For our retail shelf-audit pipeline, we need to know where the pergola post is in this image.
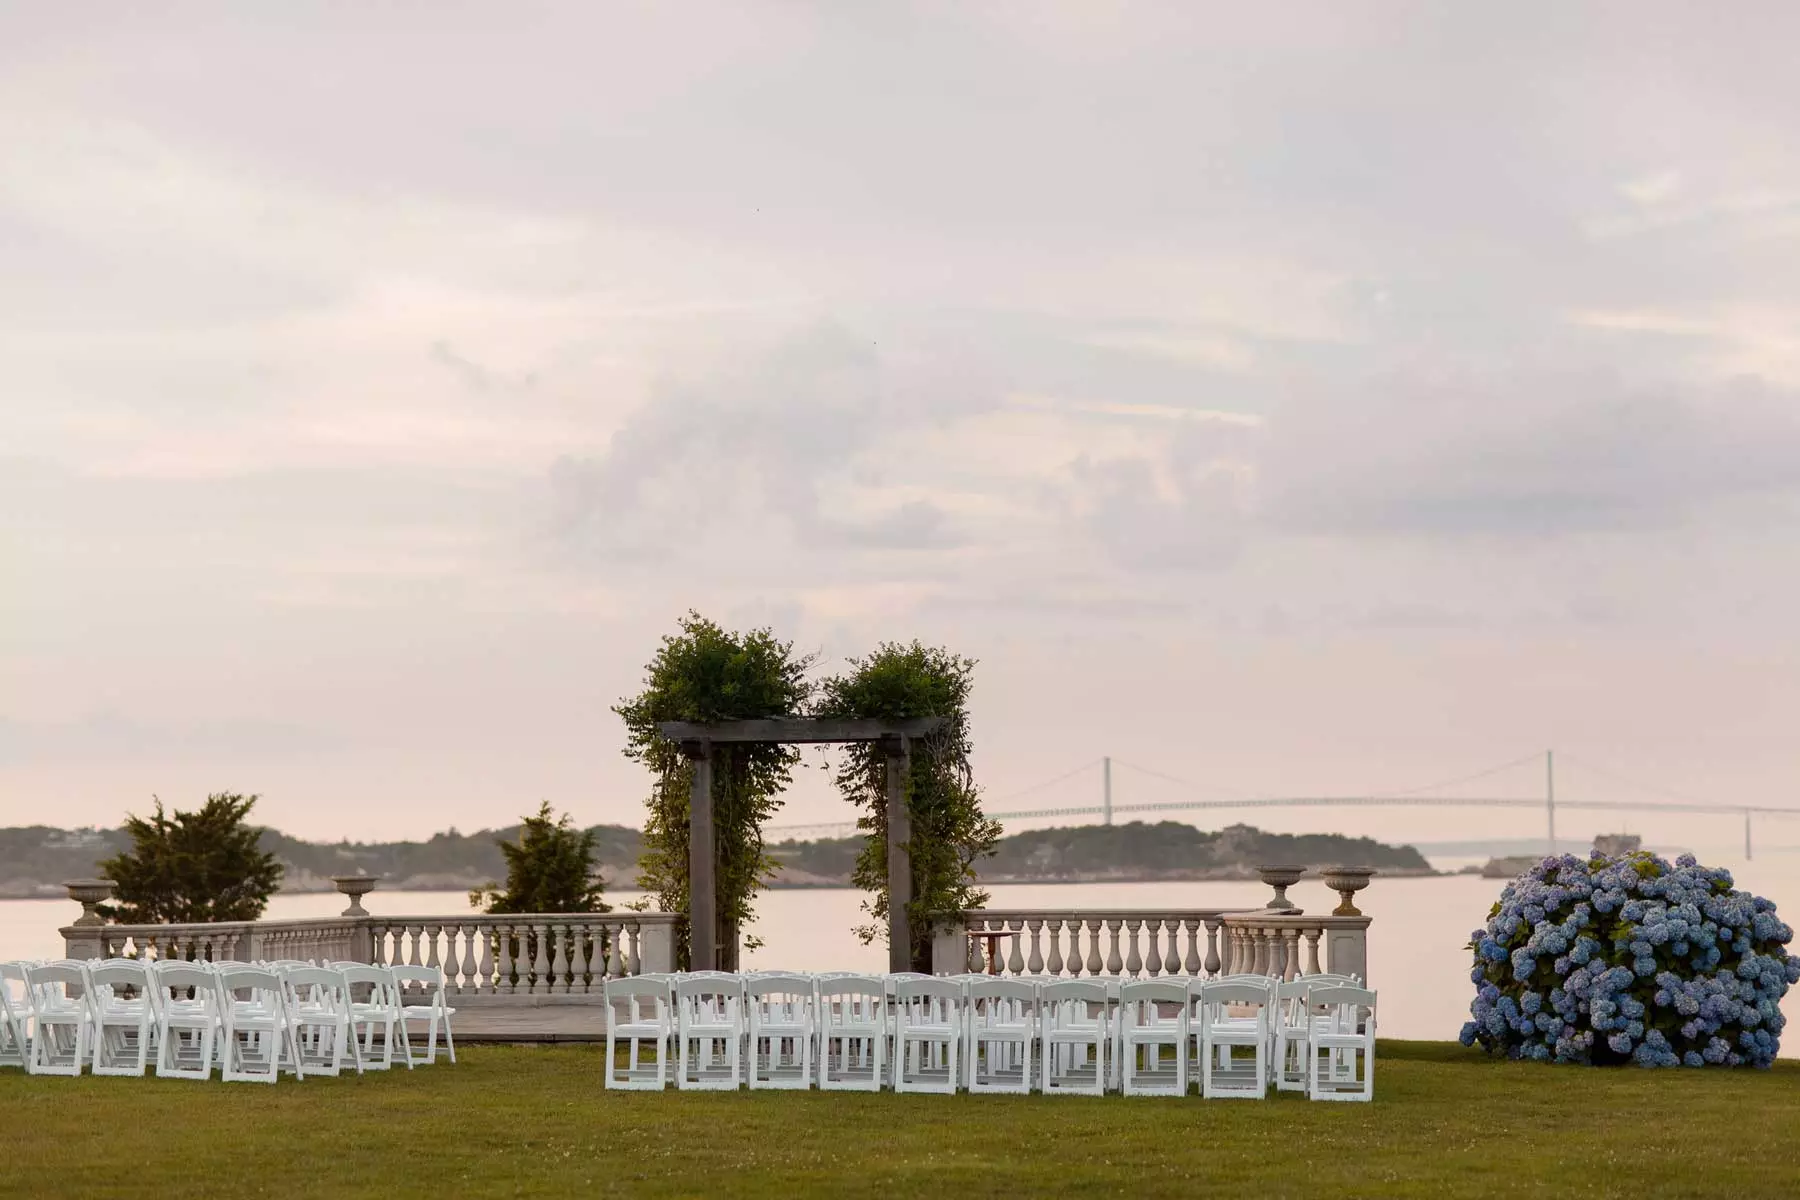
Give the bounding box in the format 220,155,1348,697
681,740,716,971
884,735,912,973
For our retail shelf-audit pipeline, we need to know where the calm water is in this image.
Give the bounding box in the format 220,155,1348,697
7,863,1796,1056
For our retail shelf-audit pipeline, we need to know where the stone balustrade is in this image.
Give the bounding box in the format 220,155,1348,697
71,917,366,967
367,913,680,1004
59,882,681,1007
934,908,1371,982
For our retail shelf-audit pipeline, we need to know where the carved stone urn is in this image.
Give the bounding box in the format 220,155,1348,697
63,878,116,926
331,874,378,917
1257,864,1305,912
1321,866,1377,916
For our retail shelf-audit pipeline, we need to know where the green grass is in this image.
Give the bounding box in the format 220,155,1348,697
2,1042,1796,1198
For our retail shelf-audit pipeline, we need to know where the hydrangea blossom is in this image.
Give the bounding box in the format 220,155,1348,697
1460,850,1797,1068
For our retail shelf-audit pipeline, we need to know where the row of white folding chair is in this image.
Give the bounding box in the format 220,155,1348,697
0,958,455,1079
604,971,1373,1098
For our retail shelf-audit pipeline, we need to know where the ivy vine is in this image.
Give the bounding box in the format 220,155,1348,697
815,641,1001,969
614,612,814,967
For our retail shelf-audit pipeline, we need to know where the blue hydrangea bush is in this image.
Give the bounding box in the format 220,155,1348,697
1460,850,1798,1067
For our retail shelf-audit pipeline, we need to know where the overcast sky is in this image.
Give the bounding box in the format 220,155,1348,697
5,3,1800,852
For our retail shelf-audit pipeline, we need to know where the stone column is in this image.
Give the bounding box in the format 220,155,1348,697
61,879,115,962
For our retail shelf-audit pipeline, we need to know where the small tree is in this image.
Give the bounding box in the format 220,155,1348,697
470,803,609,914
98,793,284,923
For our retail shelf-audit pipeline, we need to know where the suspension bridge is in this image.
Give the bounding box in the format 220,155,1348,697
764,750,1800,859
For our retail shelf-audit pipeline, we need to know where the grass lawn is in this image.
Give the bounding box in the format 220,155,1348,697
2,1041,1796,1198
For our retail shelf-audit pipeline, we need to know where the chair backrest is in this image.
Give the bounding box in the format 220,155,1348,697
24,963,86,992
966,977,1036,1003
1039,979,1110,1004
1119,979,1188,1005
674,974,742,1001
87,961,151,991
157,963,219,1000
283,966,348,996
893,976,963,1002
815,975,884,1000
390,965,445,990
744,974,813,999
1307,985,1376,1016
1199,980,1272,1007
605,977,674,1002
216,966,282,997
338,964,394,987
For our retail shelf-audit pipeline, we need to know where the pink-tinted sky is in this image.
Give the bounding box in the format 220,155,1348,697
5,4,1800,855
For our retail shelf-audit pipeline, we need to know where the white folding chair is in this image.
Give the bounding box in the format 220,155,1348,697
335,965,402,1071
746,973,814,1090
815,976,885,1091
674,974,743,1090
1119,978,1189,1097
892,977,962,1094
216,966,296,1083
604,976,674,1090
86,961,154,1077
153,963,221,1080
283,967,357,1077
1273,973,1362,1091
1040,979,1116,1096
392,965,457,1066
964,977,1036,1094
1306,985,1376,1102
1197,979,1270,1099
0,962,31,1070
23,963,89,1076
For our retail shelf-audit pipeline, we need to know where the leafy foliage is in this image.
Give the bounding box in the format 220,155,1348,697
469,803,610,914
97,793,283,923
615,612,814,965
1461,850,1798,1067
814,641,1000,968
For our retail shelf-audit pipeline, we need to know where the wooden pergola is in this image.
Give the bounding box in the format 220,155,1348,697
657,716,947,973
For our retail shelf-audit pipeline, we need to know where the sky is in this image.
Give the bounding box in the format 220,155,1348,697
5,3,1800,853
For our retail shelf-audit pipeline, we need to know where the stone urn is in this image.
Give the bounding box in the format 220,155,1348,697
1257,865,1305,912
331,874,379,917
63,878,116,926
1321,866,1377,916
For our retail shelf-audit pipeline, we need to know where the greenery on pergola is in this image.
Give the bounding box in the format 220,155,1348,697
615,612,998,970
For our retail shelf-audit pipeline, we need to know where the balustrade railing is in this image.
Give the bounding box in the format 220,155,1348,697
85,918,364,966
937,908,1371,983
368,913,680,1001
61,906,681,1005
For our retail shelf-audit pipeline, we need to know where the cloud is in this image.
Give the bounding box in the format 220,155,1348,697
1257,371,1800,537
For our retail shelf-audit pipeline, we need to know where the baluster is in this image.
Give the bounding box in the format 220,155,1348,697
532,923,551,995
474,923,494,994
1104,919,1124,975
424,924,442,992
1084,919,1104,976
1281,929,1300,981
1144,919,1162,977
569,922,590,992
1045,919,1065,976
461,924,480,992
1004,920,1026,975
1163,918,1182,976
497,924,516,993
546,924,567,994
1025,918,1045,974
1304,926,1323,975
620,922,638,977
1124,919,1144,976
437,925,459,993
407,924,423,969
